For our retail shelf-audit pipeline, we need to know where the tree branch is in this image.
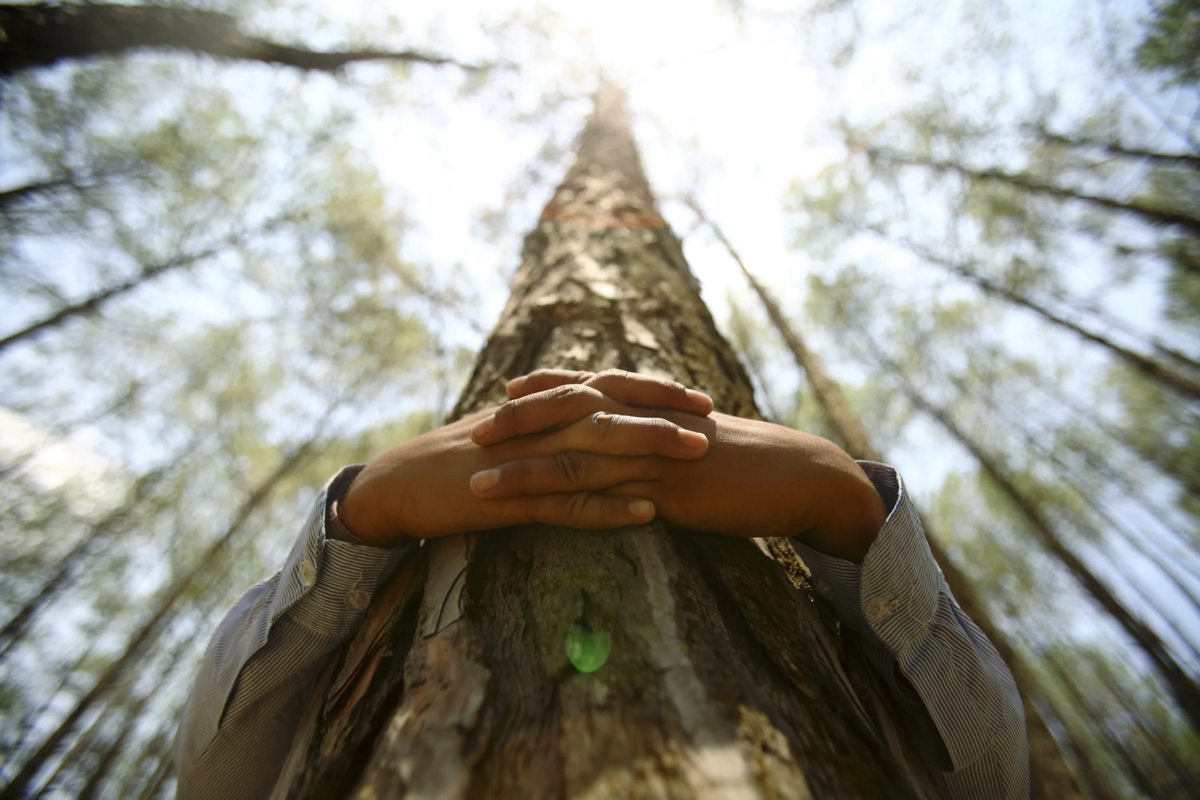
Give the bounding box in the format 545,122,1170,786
871,146,1200,238
0,4,488,76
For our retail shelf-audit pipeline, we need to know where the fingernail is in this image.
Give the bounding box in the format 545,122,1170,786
686,389,714,411
678,429,708,449
471,469,500,493
629,499,655,519
472,415,494,439
506,377,526,396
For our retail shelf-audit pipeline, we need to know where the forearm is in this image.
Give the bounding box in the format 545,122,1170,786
793,463,1029,799
175,467,413,800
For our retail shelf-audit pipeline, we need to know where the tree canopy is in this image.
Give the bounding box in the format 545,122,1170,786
0,1,1197,798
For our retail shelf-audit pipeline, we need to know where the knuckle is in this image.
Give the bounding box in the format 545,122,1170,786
600,497,621,528
564,491,590,523
591,411,618,439
641,416,676,441
554,452,587,489
550,384,585,413
509,458,533,485
494,397,519,425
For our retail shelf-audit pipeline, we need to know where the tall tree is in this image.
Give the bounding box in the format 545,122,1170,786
269,85,941,800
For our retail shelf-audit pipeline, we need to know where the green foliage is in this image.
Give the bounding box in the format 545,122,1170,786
0,7,469,792
1136,0,1200,85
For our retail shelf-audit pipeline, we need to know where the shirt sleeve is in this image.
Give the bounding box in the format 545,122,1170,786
174,465,416,800
791,462,1029,800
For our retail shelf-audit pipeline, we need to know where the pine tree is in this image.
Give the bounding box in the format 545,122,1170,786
270,84,942,800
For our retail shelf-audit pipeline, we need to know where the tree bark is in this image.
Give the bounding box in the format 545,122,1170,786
686,201,1083,800
270,85,941,800
0,4,483,77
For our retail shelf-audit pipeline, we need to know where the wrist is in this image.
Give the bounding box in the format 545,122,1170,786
799,459,887,564
339,471,408,548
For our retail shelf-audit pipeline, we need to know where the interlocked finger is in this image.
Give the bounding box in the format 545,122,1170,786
582,370,713,416
507,370,595,398
511,491,656,529
542,412,708,459
473,383,620,445
470,452,660,498
481,370,714,446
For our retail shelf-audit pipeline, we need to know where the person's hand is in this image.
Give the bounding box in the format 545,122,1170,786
338,372,715,547
471,370,888,562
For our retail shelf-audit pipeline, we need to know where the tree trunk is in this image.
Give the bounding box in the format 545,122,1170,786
685,201,1083,800
270,85,941,800
0,3,481,77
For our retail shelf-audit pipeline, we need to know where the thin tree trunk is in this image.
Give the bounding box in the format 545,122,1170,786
71,631,195,800
864,344,1200,733
0,177,75,211
0,225,269,354
871,147,1200,239
930,366,1200,615
1028,125,1200,171
29,689,126,800
1042,653,1199,800
0,465,171,657
270,84,941,800
881,232,1200,401
136,758,174,800
687,199,1086,800
36,579,231,800
0,4,484,76
0,437,321,800
1022,668,1125,800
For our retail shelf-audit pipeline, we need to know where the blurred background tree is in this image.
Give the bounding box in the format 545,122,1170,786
0,0,1196,798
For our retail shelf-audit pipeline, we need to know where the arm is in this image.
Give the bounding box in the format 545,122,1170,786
175,466,413,800
793,463,1029,799
482,370,1030,799
176,384,716,799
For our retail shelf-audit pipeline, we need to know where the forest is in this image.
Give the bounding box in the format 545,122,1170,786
0,0,1198,798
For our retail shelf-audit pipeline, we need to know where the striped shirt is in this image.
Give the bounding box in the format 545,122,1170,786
174,463,1028,799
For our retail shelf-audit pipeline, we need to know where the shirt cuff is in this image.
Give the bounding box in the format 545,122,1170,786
790,462,939,656
267,464,415,638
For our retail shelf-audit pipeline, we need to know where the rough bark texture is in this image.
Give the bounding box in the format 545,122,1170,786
691,206,1080,800
0,3,479,76
270,85,940,800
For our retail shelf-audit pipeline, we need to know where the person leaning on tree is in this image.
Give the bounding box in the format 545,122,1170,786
174,369,1029,800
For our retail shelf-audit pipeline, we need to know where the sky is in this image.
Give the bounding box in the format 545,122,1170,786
2,4,1199,793
307,0,1200,657
2,0,1196,692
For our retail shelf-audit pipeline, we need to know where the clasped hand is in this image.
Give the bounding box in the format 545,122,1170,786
340,370,887,562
